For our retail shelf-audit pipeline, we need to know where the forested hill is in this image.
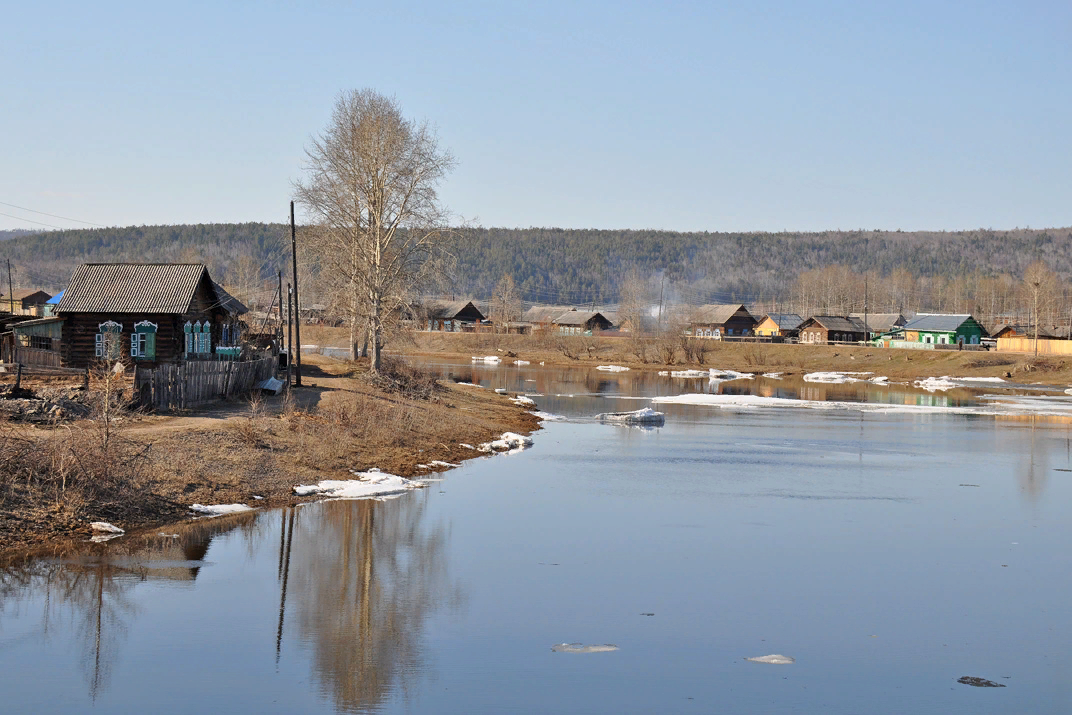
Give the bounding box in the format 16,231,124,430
3,223,1071,303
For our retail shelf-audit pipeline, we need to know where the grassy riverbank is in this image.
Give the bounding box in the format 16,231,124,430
395,331,1072,387
0,354,539,554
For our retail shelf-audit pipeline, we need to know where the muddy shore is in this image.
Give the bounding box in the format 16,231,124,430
0,354,539,557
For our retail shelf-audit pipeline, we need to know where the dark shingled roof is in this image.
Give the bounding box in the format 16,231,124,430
690,304,754,325
759,313,804,331
805,315,868,332
56,264,221,314
902,314,977,333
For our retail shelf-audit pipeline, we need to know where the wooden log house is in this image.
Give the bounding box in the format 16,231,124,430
55,263,248,369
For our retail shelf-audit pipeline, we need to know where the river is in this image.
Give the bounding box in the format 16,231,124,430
2,361,1071,713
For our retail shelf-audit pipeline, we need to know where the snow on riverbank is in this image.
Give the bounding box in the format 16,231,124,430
294,469,427,499
189,503,256,516
511,395,536,406
477,432,534,454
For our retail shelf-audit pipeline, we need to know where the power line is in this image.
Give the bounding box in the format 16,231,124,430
0,200,106,227
0,211,66,230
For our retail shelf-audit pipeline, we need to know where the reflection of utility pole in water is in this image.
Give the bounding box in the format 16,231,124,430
91,559,105,701
276,507,296,663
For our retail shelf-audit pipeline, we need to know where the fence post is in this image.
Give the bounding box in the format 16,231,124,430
83,367,89,390
15,363,22,390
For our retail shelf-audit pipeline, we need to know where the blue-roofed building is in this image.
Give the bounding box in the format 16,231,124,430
43,290,64,316
901,314,987,346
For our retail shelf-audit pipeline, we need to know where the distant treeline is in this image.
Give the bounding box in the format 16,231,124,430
3,223,1071,309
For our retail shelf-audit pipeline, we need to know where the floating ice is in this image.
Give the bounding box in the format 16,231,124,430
90,521,124,534
477,432,534,453
293,471,426,498
429,460,459,468
471,355,502,363
533,411,566,421
494,388,507,394
511,395,536,406
454,382,484,388
804,371,872,383
551,643,620,653
762,372,783,379
708,368,754,381
595,407,666,425
666,369,709,378
189,503,255,516
596,365,629,372
953,376,1006,383
870,376,889,384
514,360,530,366
745,654,795,665
915,377,957,392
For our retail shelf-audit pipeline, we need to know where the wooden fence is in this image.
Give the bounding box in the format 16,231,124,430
135,356,278,411
997,337,1072,355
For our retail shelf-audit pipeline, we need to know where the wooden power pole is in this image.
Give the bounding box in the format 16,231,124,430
290,201,302,386
6,259,13,314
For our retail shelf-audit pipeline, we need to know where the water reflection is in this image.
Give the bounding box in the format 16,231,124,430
288,495,461,713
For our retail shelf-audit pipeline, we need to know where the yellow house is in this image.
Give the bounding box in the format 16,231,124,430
755,313,804,338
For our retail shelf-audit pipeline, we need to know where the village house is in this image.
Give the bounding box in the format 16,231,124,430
421,300,486,332
754,313,804,338
552,309,613,335
687,304,756,338
899,314,986,346
522,305,574,332
1,289,53,317
849,312,907,339
989,323,1063,340
54,263,248,369
798,315,869,344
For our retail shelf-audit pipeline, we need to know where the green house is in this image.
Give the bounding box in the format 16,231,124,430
901,314,987,346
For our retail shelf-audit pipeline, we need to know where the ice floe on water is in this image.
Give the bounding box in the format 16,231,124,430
471,355,502,364
90,521,124,534
762,372,783,379
745,654,795,665
189,503,256,516
417,460,460,470
294,470,426,499
477,432,534,454
709,368,754,381
454,382,483,388
660,369,710,378
534,411,567,421
596,365,629,372
514,360,530,366
551,643,619,653
915,377,958,392
511,395,536,406
803,371,872,383
595,407,666,425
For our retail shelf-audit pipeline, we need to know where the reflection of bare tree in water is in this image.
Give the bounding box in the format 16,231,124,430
0,512,261,700
1019,417,1050,500
288,492,461,713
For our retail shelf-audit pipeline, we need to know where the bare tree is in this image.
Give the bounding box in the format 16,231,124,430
490,274,521,333
224,253,264,310
295,89,455,371
1023,261,1058,355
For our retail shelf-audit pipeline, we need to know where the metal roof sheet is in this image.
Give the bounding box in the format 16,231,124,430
690,304,753,325
902,314,976,333
553,310,607,326
805,315,868,332
849,313,906,333
759,313,804,330
56,264,215,314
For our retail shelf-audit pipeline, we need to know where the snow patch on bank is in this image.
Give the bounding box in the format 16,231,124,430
294,470,426,499
189,503,256,516
915,377,958,392
514,360,530,366
477,432,534,454
90,521,124,534
511,395,536,406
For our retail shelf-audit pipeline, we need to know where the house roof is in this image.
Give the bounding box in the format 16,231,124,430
45,290,64,305
849,313,906,333
759,313,804,331
1,289,52,303
902,313,978,333
56,263,223,315
804,315,868,332
522,305,574,323
553,310,609,326
426,300,485,321
690,304,753,325
211,281,249,316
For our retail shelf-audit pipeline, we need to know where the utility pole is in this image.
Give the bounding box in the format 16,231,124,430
6,259,13,314
658,274,665,332
277,270,285,349
290,201,302,386
287,284,294,387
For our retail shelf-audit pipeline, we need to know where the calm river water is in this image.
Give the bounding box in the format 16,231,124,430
3,361,1072,713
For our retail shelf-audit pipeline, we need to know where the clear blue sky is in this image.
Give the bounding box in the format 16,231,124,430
2,0,1069,232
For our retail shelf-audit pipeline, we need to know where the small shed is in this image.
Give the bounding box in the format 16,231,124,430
687,304,756,338
55,263,246,368
552,309,612,335
901,314,986,346
755,313,804,338
798,316,869,344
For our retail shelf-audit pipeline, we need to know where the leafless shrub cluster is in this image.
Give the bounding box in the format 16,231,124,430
681,337,712,365
368,356,440,400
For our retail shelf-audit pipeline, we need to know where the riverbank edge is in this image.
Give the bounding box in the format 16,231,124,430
0,357,542,559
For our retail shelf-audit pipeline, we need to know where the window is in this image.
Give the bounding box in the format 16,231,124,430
95,321,122,360
185,320,211,355
131,321,157,360
197,322,211,353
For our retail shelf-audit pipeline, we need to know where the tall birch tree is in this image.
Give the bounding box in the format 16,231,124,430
295,89,455,372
